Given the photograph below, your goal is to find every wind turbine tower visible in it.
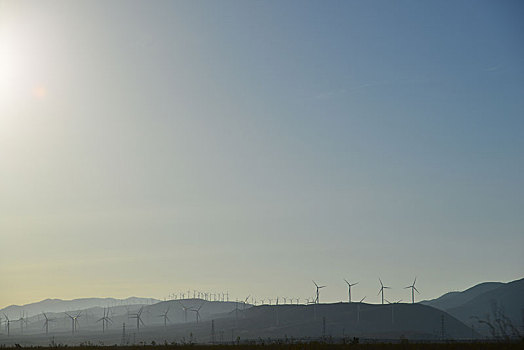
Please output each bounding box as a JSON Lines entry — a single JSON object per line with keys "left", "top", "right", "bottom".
{"left": 343, "top": 279, "right": 358, "bottom": 303}
{"left": 357, "top": 297, "right": 366, "bottom": 323}
{"left": 18, "top": 311, "right": 29, "bottom": 333}
{"left": 377, "top": 278, "right": 391, "bottom": 304}
{"left": 191, "top": 304, "right": 204, "bottom": 323}
{"left": 242, "top": 295, "right": 250, "bottom": 310}
{"left": 65, "top": 312, "right": 81, "bottom": 334}
{"left": 97, "top": 308, "right": 112, "bottom": 333}
{"left": 158, "top": 307, "right": 170, "bottom": 328}
{"left": 128, "top": 307, "right": 144, "bottom": 332}
{"left": 4, "top": 314, "right": 11, "bottom": 336}
{"left": 43, "top": 313, "right": 56, "bottom": 335}
{"left": 179, "top": 302, "right": 189, "bottom": 322}
{"left": 386, "top": 299, "right": 402, "bottom": 324}
{"left": 405, "top": 277, "right": 420, "bottom": 303}
{"left": 312, "top": 281, "right": 326, "bottom": 304}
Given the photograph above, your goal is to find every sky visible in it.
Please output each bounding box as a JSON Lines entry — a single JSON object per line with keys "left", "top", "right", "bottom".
{"left": 1, "top": 0, "right": 523, "bottom": 309}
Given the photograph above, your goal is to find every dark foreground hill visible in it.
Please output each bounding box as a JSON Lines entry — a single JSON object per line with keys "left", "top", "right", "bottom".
{"left": 213, "top": 302, "right": 475, "bottom": 341}
{"left": 0, "top": 302, "right": 476, "bottom": 346}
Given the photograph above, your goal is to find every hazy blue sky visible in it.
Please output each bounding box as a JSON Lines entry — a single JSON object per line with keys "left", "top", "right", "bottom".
{"left": 1, "top": 0, "right": 523, "bottom": 308}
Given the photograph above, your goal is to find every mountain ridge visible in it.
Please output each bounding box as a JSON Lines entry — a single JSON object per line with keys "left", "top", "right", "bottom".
{"left": 1, "top": 297, "right": 160, "bottom": 318}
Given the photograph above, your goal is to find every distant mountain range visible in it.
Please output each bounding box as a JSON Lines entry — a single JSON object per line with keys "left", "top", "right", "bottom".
{"left": 0, "top": 297, "right": 160, "bottom": 318}
{"left": 421, "top": 277, "right": 524, "bottom": 334}
{"left": 1, "top": 277, "right": 522, "bottom": 344}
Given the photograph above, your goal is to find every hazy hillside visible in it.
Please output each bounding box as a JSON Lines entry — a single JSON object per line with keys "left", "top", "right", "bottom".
{"left": 446, "top": 278, "right": 524, "bottom": 330}
{"left": 0, "top": 298, "right": 241, "bottom": 337}
{"left": 421, "top": 282, "right": 503, "bottom": 310}
{"left": 0, "top": 302, "right": 476, "bottom": 346}
{"left": 420, "top": 277, "right": 524, "bottom": 335}
{"left": 0, "top": 297, "right": 160, "bottom": 318}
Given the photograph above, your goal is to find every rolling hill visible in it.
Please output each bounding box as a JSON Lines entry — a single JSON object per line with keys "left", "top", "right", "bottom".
{"left": 421, "top": 277, "right": 524, "bottom": 335}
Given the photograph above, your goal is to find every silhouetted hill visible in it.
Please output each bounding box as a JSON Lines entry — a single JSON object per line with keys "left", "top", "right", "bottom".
{"left": 421, "top": 282, "right": 503, "bottom": 310}
{"left": 0, "top": 302, "right": 476, "bottom": 346}
{"left": 447, "top": 278, "right": 524, "bottom": 331}
{"left": 219, "top": 302, "right": 475, "bottom": 340}
{"left": 420, "top": 277, "right": 524, "bottom": 335}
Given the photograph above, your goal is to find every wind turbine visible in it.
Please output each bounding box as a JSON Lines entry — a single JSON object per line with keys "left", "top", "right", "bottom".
{"left": 377, "top": 278, "right": 391, "bottom": 304}
{"left": 18, "top": 311, "right": 29, "bottom": 333}
{"left": 190, "top": 303, "right": 204, "bottom": 323}
{"left": 158, "top": 307, "right": 170, "bottom": 328}
{"left": 242, "top": 295, "right": 250, "bottom": 310}
{"left": 386, "top": 299, "right": 402, "bottom": 324}
{"left": 357, "top": 296, "right": 366, "bottom": 323}
{"left": 97, "top": 308, "right": 112, "bottom": 333}
{"left": 42, "top": 313, "right": 56, "bottom": 335}
{"left": 312, "top": 281, "right": 326, "bottom": 304}
{"left": 128, "top": 307, "right": 144, "bottom": 332}
{"left": 179, "top": 301, "right": 189, "bottom": 322}
{"left": 343, "top": 279, "right": 358, "bottom": 303}
{"left": 65, "top": 312, "right": 81, "bottom": 334}
{"left": 404, "top": 277, "right": 420, "bottom": 303}
{"left": 4, "top": 314, "right": 11, "bottom": 336}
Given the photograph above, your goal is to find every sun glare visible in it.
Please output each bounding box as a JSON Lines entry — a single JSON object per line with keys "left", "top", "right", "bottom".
{"left": 32, "top": 85, "right": 47, "bottom": 100}
{"left": 0, "top": 31, "right": 39, "bottom": 105}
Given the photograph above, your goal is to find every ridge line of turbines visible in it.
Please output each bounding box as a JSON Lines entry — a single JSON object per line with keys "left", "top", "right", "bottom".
{"left": 313, "top": 277, "right": 419, "bottom": 305}
{"left": 164, "top": 291, "right": 231, "bottom": 302}
{"left": 1, "top": 278, "right": 419, "bottom": 336}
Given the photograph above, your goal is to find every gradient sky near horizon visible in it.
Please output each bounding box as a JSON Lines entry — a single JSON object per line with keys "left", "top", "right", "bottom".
{"left": 1, "top": 0, "right": 523, "bottom": 309}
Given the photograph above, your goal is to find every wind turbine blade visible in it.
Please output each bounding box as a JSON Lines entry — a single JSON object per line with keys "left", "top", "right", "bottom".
{"left": 140, "top": 318, "right": 144, "bottom": 326}
{"left": 377, "top": 288, "right": 382, "bottom": 296}
{"left": 343, "top": 279, "right": 349, "bottom": 285}
{"left": 312, "top": 280, "right": 318, "bottom": 287}
{"left": 414, "top": 286, "right": 420, "bottom": 293}
{"left": 413, "top": 277, "right": 417, "bottom": 285}
{"left": 379, "top": 278, "right": 383, "bottom": 287}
